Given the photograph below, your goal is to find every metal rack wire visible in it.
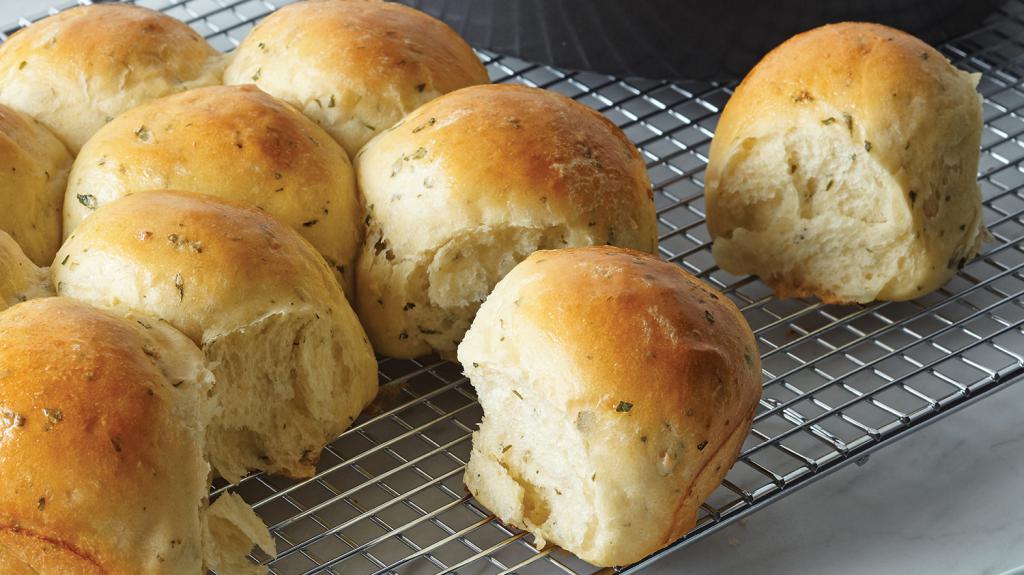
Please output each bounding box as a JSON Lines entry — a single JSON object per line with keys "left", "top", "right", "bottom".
{"left": 6, "top": 1, "right": 1024, "bottom": 573}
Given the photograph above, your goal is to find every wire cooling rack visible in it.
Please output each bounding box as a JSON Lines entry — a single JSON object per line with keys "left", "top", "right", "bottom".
{"left": 6, "top": 1, "right": 1024, "bottom": 573}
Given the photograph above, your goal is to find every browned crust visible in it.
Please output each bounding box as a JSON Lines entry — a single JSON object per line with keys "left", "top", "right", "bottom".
{"left": 97, "top": 85, "right": 341, "bottom": 180}
{"left": 238, "top": 0, "right": 488, "bottom": 95}
{"left": 520, "top": 246, "right": 762, "bottom": 430}
{"left": 0, "top": 4, "right": 215, "bottom": 77}
{"left": 386, "top": 84, "right": 653, "bottom": 219}
{"left": 57, "top": 190, "right": 343, "bottom": 343}
{"left": 0, "top": 297, "right": 203, "bottom": 574}
{"left": 0, "top": 298, "right": 164, "bottom": 480}
{"left": 76, "top": 84, "right": 341, "bottom": 185}
{"left": 0, "top": 527, "right": 103, "bottom": 574}
{"left": 709, "top": 21, "right": 958, "bottom": 190}
{"left": 664, "top": 404, "right": 756, "bottom": 547}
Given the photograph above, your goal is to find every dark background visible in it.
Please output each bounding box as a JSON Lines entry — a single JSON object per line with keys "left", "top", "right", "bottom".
{"left": 395, "top": 0, "right": 1003, "bottom": 80}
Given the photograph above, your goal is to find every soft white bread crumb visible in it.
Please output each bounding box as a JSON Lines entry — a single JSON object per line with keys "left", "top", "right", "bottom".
{"left": 0, "top": 231, "right": 51, "bottom": 311}
{"left": 355, "top": 84, "right": 658, "bottom": 358}
{"left": 205, "top": 493, "right": 277, "bottom": 575}
{"left": 223, "top": 0, "right": 489, "bottom": 156}
{"left": 459, "top": 247, "right": 763, "bottom": 567}
{"left": 53, "top": 191, "right": 378, "bottom": 483}
{"left": 0, "top": 104, "right": 71, "bottom": 267}
{"left": 705, "top": 22, "right": 988, "bottom": 303}
{"left": 0, "top": 297, "right": 270, "bottom": 573}
{"left": 0, "top": 4, "right": 223, "bottom": 154}
{"left": 64, "top": 85, "right": 362, "bottom": 296}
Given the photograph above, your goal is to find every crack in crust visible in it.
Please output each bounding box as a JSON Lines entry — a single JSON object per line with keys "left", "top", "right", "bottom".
{"left": 0, "top": 526, "right": 104, "bottom": 572}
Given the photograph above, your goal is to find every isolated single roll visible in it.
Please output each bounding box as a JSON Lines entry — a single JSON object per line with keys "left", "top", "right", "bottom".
{"left": 65, "top": 85, "right": 362, "bottom": 294}
{"left": 223, "top": 0, "right": 489, "bottom": 156}
{"left": 459, "top": 247, "right": 763, "bottom": 567}
{"left": 704, "top": 22, "right": 988, "bottom": 303}
{"left": 0, "top": 297, "right": 273, "bottom": 574}
{"left": 53, "top": 191, "right": 378, "bottom": 482}
{"left": 0, "top": 104, "right": 72, "bottom": 266}
{"left": 355, "top": 84, "right": 658, "bottom": 358}
{"left": 0, "top": 4, "right": 223, "bottom": 154}
{"left": 0, "top": 231, "right": 51, "bottom": 311}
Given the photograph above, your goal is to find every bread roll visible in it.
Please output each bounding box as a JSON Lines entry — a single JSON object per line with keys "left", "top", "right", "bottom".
{"left": 53, "top": 190, "right": 377, "bottom": 482}
{"left": 0, "top": 231, "right": 51, "bottom": 311}
{"left": 65, "top": 85, "right": 361, "bottom": 294}
{"left": 0, "top": 297, "right": 273, "bottom": 573}
{"left": 705, "top": 22, "right": 988, "bottom": 303}
{"left": 354, "top": 84, "right": 657, "bottom": 358}
{"left": 223, "top": 0, "right": 489, "bottom": 156}
{"left": 459, "top": 246, "right": 762, "bottom": 567}
{"left": 0, "top": 4, "right": 223, "bottom": 154}
{"left": 0, "top": 104, "right": 71, "bottom": 266}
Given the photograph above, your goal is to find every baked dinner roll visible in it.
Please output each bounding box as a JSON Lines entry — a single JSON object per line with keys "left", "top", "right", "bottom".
{"left": 0, "top": 231, "right": 50, "bottom": 311}
{"left": 65, "top": 85, "right": 362, "bottom": 294}
{"left": 0, "top": 4, "right": 223, "bottom": 154}
{"left": 459, "top": 247, "right": 762, "bottom": 567}
{"left": 53, "top": 191, "right": 378, "bottom": 483}
{"left": 0, "top": 104, "right": 72, "bottom": 266}
{"left": 223, "top": 0, "right": 489, "bottom": 156}
{"left": 0, "top": 297, "right": 273, "bottom": 574}
{"left": 355, "top": 84, "right": 657, "bottom": 358}
{"left": 705, "top": 22, "right": 988, "bottom": 304}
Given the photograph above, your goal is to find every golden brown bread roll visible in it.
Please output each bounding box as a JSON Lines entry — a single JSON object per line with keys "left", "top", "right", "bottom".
{"left": 0, "top": 4, "right": 223, "bottom": 154}
{"left": 459, "top": 246, "right": 762, "bottom": 567}
{"left": 53, "top": 191, "right": 378, "bottom": 483}
{"left": 0, "top": 103, "right": 71, "bottom": 266}
{"left": 64, "top": 85, "right": 362, "bottom": 294}
{"left": 355, "top": 84, "right": 658, "bottom": 358}
{"left": 223, "top": 0, "right": 489, "bottom": 156}
{"left": 705, "top": 22, "right": 987, "bottom": 303}
{"left": 0, "top": 297, "right": 273, "bottom": 574}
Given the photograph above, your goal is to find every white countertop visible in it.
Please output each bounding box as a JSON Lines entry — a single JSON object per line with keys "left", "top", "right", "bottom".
{"left": 644, "top": 380, "right": 1024, "bottom": 575}
{"left": 2, "top": 2, "right": 1020, "bottom": 574}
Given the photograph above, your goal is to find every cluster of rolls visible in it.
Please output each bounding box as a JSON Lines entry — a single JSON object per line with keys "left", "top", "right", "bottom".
{"left": 0, "top": 1, "right": 493, "bottom": 572}
{"left": 0, "top": 0, "right": 987, "bottom": 572}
